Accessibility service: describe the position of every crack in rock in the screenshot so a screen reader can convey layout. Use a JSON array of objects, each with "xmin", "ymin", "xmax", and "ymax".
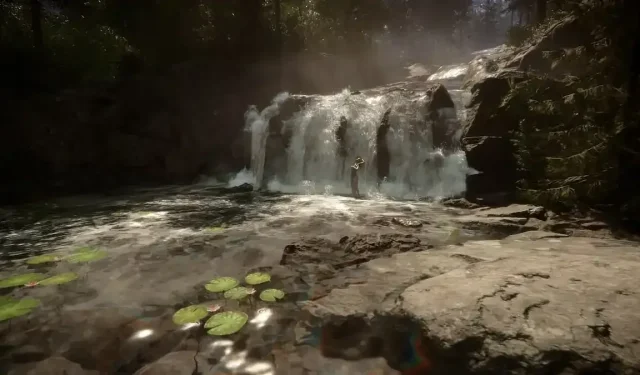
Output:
[{"xmin": 523, "ymin": 299, "xmax": 550, "ymax": 319}]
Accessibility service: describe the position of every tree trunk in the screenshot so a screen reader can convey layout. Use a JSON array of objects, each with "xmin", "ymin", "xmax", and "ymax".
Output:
[
  {"xmin": 30, "ymin": 0, "xmax": 44, "ymax": 51},
  {"xmin": 274, "ymin": 0, "xmax": 282, "ymax": 89},
  {"xmin": 536, "ymin": 0, "xmax": 547, "ymax": 24}
]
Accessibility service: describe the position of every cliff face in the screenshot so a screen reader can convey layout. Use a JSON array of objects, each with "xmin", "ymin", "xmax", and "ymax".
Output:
[{"xmin": 460, "ymin": 0, "xmax": 640, "ymax": 222}]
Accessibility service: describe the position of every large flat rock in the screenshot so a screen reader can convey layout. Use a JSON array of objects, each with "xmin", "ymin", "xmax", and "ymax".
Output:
[{"xmin": 302, "ymin": 234, "xmax": 640, "ymax": 374}]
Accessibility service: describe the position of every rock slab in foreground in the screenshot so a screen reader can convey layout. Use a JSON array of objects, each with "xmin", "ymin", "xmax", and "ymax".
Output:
[{"xmin": 303, "ymin": 234, "xmax": 640, "ymax": 374}]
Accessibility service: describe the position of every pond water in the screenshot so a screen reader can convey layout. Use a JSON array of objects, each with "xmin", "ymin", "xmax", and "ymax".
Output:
[{"xmin": 0, "ymin": 183, "xmax": 486, "ymax": 374}]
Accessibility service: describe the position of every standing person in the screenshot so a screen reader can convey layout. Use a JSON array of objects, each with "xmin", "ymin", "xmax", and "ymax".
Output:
[{"xmin": 350, "ymin": 157, "xmax": 365, "ymax": 198}]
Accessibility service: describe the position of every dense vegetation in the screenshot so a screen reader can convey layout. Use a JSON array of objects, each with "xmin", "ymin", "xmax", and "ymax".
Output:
[{"xmin": 1, "ymin": 0, "xmax": 532, "ymax": 97}]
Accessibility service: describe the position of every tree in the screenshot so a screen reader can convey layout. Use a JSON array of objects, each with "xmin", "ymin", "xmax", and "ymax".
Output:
[{"xmin": 29, "ymin": 0, "xmax": 43, "ymax": 50}]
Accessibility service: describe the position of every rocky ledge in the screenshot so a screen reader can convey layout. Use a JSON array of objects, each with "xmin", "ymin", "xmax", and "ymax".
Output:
[{"xmin": 296, "ymin": 229, "xmax": 640, "ymax": 374}]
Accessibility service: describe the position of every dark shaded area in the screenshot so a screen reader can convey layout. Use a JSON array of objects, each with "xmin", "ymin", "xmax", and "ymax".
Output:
[{"xmin": 375, "ymin": 109, "xmax": 392, "ymax": 186}]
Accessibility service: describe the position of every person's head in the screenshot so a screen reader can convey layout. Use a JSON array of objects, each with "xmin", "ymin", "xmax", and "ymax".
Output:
[{"xmin": 355, "ymin": 156, "xmax": 364, "ymax": 165}]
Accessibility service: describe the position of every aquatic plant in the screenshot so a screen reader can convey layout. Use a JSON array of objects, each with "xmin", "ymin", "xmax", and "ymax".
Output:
[
  {"xmin": 0, "ymin": 273, "xmax": 46, "ymax": 289},
  {"xmin": 26, "ymin": 254, "xmax": 60, "ymax": 265},
  {"xmin": 0, "ymin": 297, "xmax": 40, "ymax": 321},
  {"xmin": 259, "ymin": 289, "xmax": 285, "ymax": 302},
  {"xmin": 172, "ymin": 305, "xmax": 209, "ymax": 325},
  {"xmin": 38, "ymin": 272, "xmax": 79, "ymax": 286},
  {"xmin": 223, "ymin": 287, "xmax": 256, "ymax": 300},
  {"xmin": 205, "ymin": 311, "xmax": 248, "ymax": 336},
  {"xmin": 245, "ymin": 272, "xmax": 271, "ymax": 285},
  {"xmin": 205, "ymin": 277, "xmax": 239, "ymax": 292},
  {"xmin": 65, "ymin": 247, "xmax": 108, "ymax": 263}
]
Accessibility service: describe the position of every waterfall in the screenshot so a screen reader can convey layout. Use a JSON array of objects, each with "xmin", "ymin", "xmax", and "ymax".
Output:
[
  {"xmin": 240, "ymin": 64, "xmax": 477, "ymax": 199},
  {"xmin": 246, "ymin": 92, "xmax": 289, "ymax": 190}
]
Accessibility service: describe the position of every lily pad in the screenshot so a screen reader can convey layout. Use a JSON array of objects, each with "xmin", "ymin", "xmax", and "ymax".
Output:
[
  {"xmin": 245, "ymin": 272, "xmax": 271, "ymax": 285},
  {"xmin": 0, "ymin": 273, "xmax": 46, "ymax": 289},
  {"xmin": 0, "ymin": 297, "xmax": 40, "ymax": 321},
  {"xmin": 172, "ymin": 305, "xmax": 209, "ymax": 325},
  {"xmin": 66, "ymin": 248, "xmax": 108, "ymax": 263},
  {"xmin": 205, "ymin": 277, "xmax": 239, "ymax": 293},
  {"xmin": 39, "ymin": 272, "xmax": 79, "ymax": 286},
  {"xmin": 259, "ymin": 289, "xmax": 285, "ymax": 302},
  {"xmin": 204, "ymin": 311, "xmax": 248, "ymax": 336},
  {"xmin": 223, "ymin": 287, "xmax": 255, "ymax": 300},
  {"xmin": 26, "ymin": 254, "xmax": 60, "ymax": 265}
]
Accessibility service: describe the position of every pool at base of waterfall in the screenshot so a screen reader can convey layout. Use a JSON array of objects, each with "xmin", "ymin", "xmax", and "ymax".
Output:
[{"xmin": 0, "ymin": 183, "xmax": 491, "ymax": 374}]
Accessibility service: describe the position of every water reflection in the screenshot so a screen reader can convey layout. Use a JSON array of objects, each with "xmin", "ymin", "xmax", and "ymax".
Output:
[{"xmin": 250, "ymin": 307, "xmax": 273, "ymax": 329}]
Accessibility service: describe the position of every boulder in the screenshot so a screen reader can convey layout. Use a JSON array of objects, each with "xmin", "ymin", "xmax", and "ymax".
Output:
[
  {"xmin": 463, "ymin": 136, "xmax": 517, "ymax": 198},
  {"xmin": 8, "ymin": 357, "xmax": 98, "ymax": 375},
  {"xmin": 301, "ymin": 235, "xmax": 640, "ymax": 374},
  {"xmin": 425, "ymin": 83, "xmax": 459, "ymax": 150}
]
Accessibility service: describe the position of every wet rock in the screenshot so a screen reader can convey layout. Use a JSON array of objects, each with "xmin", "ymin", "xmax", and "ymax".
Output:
[
  {"xmin": 505, "ymin": 230, "xmax": 568, "ymax": 241},
  {"xmin": 464, "ymin": 136, "xmax": 517, "ymax": 199},
  {"xmin": 280, "ymin": 234, "xmax": 429, "ymax": 272},
  {"xmin": 8, "ymin": 356, "xmax": 98, "ymax": 375},
  {"xmin": 133, "ymin": 351, "xmax": 207, "ymax": 375},
  {"xmin": 220, "ymin": 183, "xmax": 253, "ymax": 194},
  {"xmin": 475, "ymin": 204, "xmax": 546, "ymax": 219},
  {"xmin": 391, "ymin": 217, "xmax": 422, "ymax": 228},
  {"xmin": 440, "ymin": 197, "xmax": 480, "ymax": 209},
  {"xmin": 425, "ymin": 83, "xmax": 459, "ymax": 150},
  {"xmin": 375, "ymin": 109, "xmax": 391, "ymax": 184},
  {"xmin": 299, "ymin": 346, "xmax": 400, "ymax": 375},
  {"xmin": 302, "ymin": 235, "xmax": 640, "ymax": 374}
]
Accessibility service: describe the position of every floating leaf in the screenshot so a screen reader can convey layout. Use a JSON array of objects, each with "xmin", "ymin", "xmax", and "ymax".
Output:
[
  {"xmin": 204, "ymin": 311, "xmax": 248, "ymax": 336},
  {"xmin": 66, "ymin": 248, "xmax": 108, "ymax": 263},
  {"xmin": 206, "ymin": 226, "xmax": 224, "ymax": 233},
  {"xmin": 205, "ymin": 277, "xmax": 239, "ymax": 293},
  {"xmin": 172, "ymin": 305, "xmax": 209, "ymax": 325},
  {"xmin": 223, "ymin": 287, "xmax": 255, "ymax": 300},
  {"xmin": 39, "ymin": 272, "xmax": 79, "ymax": 286},
  {"xmin": 259, "ymin": 289, "xmax": 285, "ymax": 302},
  {"xmin": 0, "ymin": 273, "xmax": 46, "ymax": 289},
  {"xmin": 26, "ymin": 254, "xmax": 60, "ymax": 265},
  {"xmin": 0, "ymin": 297, "xmax": 40, "ymax": 321},
  {"xmin": 245, "ymin": 272, "xmax": 271, "ymax": 285},
  {"xmin": 0, "ymin": 296, "xmax": 13, "ymax": 306}
]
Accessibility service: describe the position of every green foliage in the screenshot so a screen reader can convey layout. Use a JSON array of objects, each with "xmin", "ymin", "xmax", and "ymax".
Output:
[
  {"xmin": 0, "ymin": 297, "xmax": 40, "ymax": 322},
  {"xmin": 224, "ymin": 287, "xmax": 256, "ymax": 300},
  {"xmin": 259, "ymin": 288, "xmax": 285, "ymax": 302},
  {"xmin": 0, "ymin": 273, "xmax": 46, "ymax": 289},
  {"xmin": 245, "ymin": 272, "xmax": 271, "ymax": 285},
  {"xmin": 205, "ymin": 311, "xmax": 248, "ymax": 336},
  {"xmin": 205, "ymin": 277, "xmax": 239, "ymax": 293},
  {"xmin": 172, "ymin": 305, "xmax": 209, "ymax": 325},
  {"xmin": 39, "ymin": 272, "xmax": 79, "ymax": 286}
]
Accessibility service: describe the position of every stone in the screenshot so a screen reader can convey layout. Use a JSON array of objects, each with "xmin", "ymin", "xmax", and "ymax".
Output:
[
  {"xmin": 463, "ymin": 136, "xmax": 517, "ymax": 198},
  {"xmin": 280, "ymin": 234, "xmax": 429, "ymax": 271},
  {"xmin": 8, "ymin": 357, "xmax": 99, "ymax": 375},
  {"xmin": 474, "ymin": 204, "xmax": 546, "ymax": 219},
  {"xmin": 133, "ymin": 351, "xmax": 207, "ymax": 375},
  {"xmin": 301, "ymin": 235, "xmax": 640, "ymax": 374},
  {"xmin": 425, "ymin": 83, "xmax": 459, "ymax": 150}
]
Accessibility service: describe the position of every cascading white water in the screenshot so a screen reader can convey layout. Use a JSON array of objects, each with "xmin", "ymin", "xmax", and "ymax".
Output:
[
  {"xmin": 245, "ymin": 92, "xmax": 289, "ymax": 190},
  {"xmin": 241, "ymin": 64, "xmax": 477, "ymax": 199},
  {"xmin": 273, "ymin": 87, "xmax": 472, "ymax": 199}
]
